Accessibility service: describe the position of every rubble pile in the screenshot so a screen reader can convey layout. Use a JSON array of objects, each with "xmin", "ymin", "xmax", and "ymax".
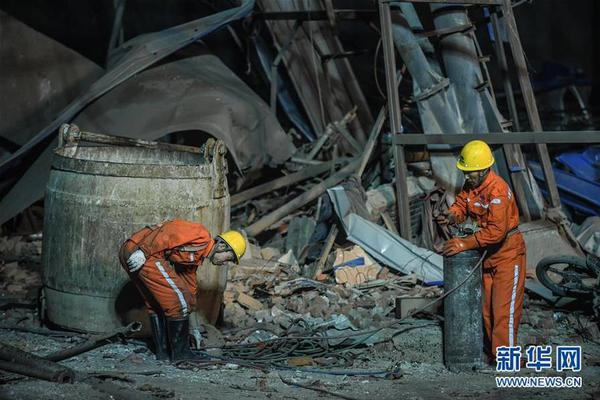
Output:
[
  {"xmin": 0, "ymin": 262, "xmax": 41, "ymax": 298},
  {"xmin": 223, "ymin": 244, "xmax": 442, "ymax": 334},
  {"xmin": 0, "ymin": 234, "xmax": 42, "ymax": 264},
  {"xmin": 0, "ymin": 234, "xmax": 42, "ymax": 300}
]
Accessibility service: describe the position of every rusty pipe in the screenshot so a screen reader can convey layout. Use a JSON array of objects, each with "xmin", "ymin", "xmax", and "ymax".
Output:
[
  {"xmin": 0, "ymin": 342, "xmax": 75, "ymax": 383},
  {"xmin": 45, "ymin": 321, "xmax": 142, "ymax": 362}
]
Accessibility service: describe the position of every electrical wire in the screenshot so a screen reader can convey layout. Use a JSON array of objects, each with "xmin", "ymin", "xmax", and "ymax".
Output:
[
  {"xmin": 373, "ymin": 38, "xmax": 386, "ymax": 99},
  {"xmin": 195, "ymin": 251, "xmax": 487, "ymax": 370}
]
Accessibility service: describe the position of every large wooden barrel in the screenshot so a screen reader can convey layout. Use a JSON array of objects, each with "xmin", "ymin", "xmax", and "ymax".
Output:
[{"xmin": 42, "ymin": 140, "xmax": 229, "ymax": 333}]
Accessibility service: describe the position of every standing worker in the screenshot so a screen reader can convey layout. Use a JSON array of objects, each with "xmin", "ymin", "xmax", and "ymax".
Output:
[
  {"xmin": 118, "ymin": 220, "xmax": 246, "ymax": 362},
  {"xmin": 436, "ymin": 140, "xmax": 526, "ymax": 363}
]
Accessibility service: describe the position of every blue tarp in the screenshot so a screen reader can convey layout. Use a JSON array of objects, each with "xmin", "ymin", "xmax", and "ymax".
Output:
[{"xmin": 529, "ymin": 154, "xmax": 600, "ymax": 216}]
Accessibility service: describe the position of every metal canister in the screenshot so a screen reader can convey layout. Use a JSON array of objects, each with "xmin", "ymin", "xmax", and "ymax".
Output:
[{"xmin": 443, "ymin": 249, "xmax": 483, "ymax": 371}]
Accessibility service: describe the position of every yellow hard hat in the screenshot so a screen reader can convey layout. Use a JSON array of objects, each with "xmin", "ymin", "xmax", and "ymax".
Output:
[
  {"xmin": 456, "ymin": 140, "xmax": 495, "ymax": 171},
  {"xmin": 217, "ymin": 230, "xmax": 246, "ymax": 264}
]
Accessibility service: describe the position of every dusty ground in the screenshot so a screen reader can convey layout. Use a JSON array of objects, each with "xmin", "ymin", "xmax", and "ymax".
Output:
[
  {"xmin": 1, "ymin": 239, "xmax": 600, "ymax": 400},
  {"xmin": 1, "ymin": 304, "xmax": 600, "ymax": 400}
]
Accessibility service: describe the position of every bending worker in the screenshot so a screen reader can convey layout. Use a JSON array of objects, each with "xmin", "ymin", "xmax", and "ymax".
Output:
[
  {"xmin": 119, "ymin": 220, "xmax": 246, "ymax": 362},
  {"xmin": 436, "ymin": 140, "xmax": 526, "ymax": 362}
]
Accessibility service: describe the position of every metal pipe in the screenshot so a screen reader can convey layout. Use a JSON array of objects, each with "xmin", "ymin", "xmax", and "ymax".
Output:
[
  {"xmin": 290, "ymin": 157, "xmax": 326, "ymax": 165},
  {"xmin": 392, "ymin": 130, "xmax": 600, "ymax": 145},
  {"xmin": 388, "ymin": 4, "xmax": 464, "ymax": 192},
  {"xmin": 399, "ymin": 3, "xmax": 438, "ymax": 65},
  {"xmin": 0, "ymin": 342, "xmax": 75, "ymax": 383},
  {"xmin": 245, "ymin": 158, "xmax": 360, "ymax": 236},
  {"xmin": 44, "ymin": 321, "xmax": 142, "ymax": 362},
  {"xmin": 444, "ymin": 250, "xmax": 483, "ymax": 371},
  {"xmin": 270, "ymin": 21, "xmax": 301, "ymax": 112},
  {"xmin": 430, "ymin": 4, "xmax": 488, "ymax": 134},
  {"xmin": 60, "ymin": 124, "xmax": 202, "ymax": 154},
  {"xmin": 313, "ymin": 225, "xmax": 338, "ymax": 279},
  {"xmin": 0, "ymin": 360, "xmax": 73, "ymax": 384},
  {"xmin": 306, "ymin": 127, "xmax": 334, "ymax": 160},
  {"xmin": 355, "ymin": 105, "xmax": 386, "ymax": 180},
  {"xmin": 231, "ymin": 158, "xmax": 347, "ymax": 206}
]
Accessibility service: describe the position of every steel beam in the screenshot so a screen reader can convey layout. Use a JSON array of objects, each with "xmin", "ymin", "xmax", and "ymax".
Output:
[
  {"xmin": 270, "ymin": 21, "xmax": 301, "ymax": 112},
  {"xmin": 380, "ymin": 0, "xmax": 412, "ymax": 240},
  {"xmin": 255, "ymin": 10, "xmax": 376, "ymax": 21},
  {"xmin": 500, "ymin": 0, "xmax": 562, "ymax": 209},
  {"xmin": 489, "ymin": 10, "xmax": 533, "ymax": 221},
  {"xmin": 393, "ymin": 131, "xmax": 600, "ymax": 145},
  {"xmin": 397, "ymin": 0, "xmax": 502, "ymax": 4}
]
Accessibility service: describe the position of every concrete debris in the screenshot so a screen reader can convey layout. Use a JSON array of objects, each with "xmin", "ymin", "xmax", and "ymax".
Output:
[
  {"xmin": 1, "ymin": 0, "xmax": 600, "ymax": 398},
  {"xmin": 0, "ymin": 262, "xmax": 41, "ymax": 296},
  {"xmin": 277, "ymin": 250, "xmax": 299, "ymax": 269},
  {"xmin": 284, "ymin": 216, "xmax": 316, "ymax": 260},
  {"xmin": 395, "ymin": 297, "xmax": 441, "ymax": 319},
  {"xmin": 220, "ymin": 243, "xmax": 445, "ymax": 336},
  {"xmin": 575, "ymin": 216, "xmax": 600, "ymax": 257},
  {"xmin": 260, "ymin": 247, "xmax": 282, "ymax": 260},
  {"xmin": 273, "ymin": 278, "xmax": 326, "ymax": 297},
  {"xmin": 0, "ymin": 235, "xmax": 42, "ymax": 264},
  {"xmin": 234, "ymin": 292, "xmax": 264, "ymax": 312}
]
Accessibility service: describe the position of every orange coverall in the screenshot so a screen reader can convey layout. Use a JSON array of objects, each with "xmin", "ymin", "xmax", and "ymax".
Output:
[
  {"xmin": 118, "ymin": 220, "xmax": 215, "ymax": 319},
  {"xmin": 449, "ymin": 171, "xmax": 526, "ymax": 357}
]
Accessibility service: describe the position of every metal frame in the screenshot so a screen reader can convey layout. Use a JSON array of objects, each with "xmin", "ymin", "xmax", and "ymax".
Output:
[
  {"xmin": 393, "ymin": 131, "xmax": 600, "ymax": 145},
  {"xmin": 377, "ymin": 0, "xmax": 572, "ymax": 237},
  {"xmin": 254, "ymin": 10, "xmax": 377, "ymax": 21},
  {"xmin": 498, "ymin": 0, "xmax": 561, "ymax": 209},
  {"xmin": 257, "ymin": 0, "xmax": 571, "ymax": 240},
  {"xmin": 379, "ymin": 1, "xmax": 412, "ymax": 240},
  {"xmin": 397, "ymin": 0, "xmax": 502, "ymax": 4}
]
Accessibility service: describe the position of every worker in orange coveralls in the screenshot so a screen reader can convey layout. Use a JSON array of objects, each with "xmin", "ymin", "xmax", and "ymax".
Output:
[
  {"xmin": 436, "ymin": 140, "xmax": 526, "ymax": 363},
  {"xmin": 118, "ymin": 220, "xmax": 246, "ymax": 362}
]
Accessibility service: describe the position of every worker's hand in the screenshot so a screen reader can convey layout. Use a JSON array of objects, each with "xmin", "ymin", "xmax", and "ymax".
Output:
[
  {"xmin": 435, "ymin": 211, "xmax": 456, "ymax": 226},
  {"xmin": 126, "ymin": 249, "xmax": 146, "ymax": 272},
  {"xmin": 442, "ymin": 236, "xmax": 478, "ymax": 256}
]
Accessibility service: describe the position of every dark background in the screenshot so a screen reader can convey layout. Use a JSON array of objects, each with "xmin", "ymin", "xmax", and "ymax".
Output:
[{"xmin": 2, "ymin": 0, "xmax": 599, "ymax": 115}]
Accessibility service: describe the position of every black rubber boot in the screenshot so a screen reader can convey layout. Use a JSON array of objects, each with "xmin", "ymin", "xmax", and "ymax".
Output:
[
  {"xmin": 149, "ymin": 314, "xmax": 169, "ymax": 361},
  {"xmin": 166, "ymin": 317, "xmax": 206, "ymax": 362}
]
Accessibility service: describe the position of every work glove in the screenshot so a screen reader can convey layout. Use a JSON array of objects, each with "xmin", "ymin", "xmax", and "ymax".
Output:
[
  {"xmin": 126, "ymin": 249, "xmax": 146, "ymax": 272},
  {"xmin": 435, "ymin": 210, "xmax": 457, "ymax": 226},
  {"xmin": 442, "ymin": 236, "xmax": 478, "ymax": 256}
]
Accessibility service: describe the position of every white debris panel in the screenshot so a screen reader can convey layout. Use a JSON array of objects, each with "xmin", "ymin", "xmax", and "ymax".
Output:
[{"xmin": 327, "ymin": 186, "xmax": 443, "ymax": 283}]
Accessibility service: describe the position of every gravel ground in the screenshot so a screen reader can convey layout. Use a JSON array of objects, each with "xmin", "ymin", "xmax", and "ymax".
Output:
[{"xmin": 1, "ymin": 307, "xmax": 599, "ymax": 400}]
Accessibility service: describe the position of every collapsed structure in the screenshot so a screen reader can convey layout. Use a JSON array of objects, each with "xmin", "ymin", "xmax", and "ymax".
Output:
[{"xmin": 1, "ymin": 0, "xmax": 600, "ymax": 398}]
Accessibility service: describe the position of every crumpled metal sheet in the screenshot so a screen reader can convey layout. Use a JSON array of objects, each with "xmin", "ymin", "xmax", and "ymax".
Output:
[
  {"xmin": 0, "ymin": 0, "xmax": 255, "ymax": 225},
  {"xmin": 345, "ymin": 214, "xmax": 443, "ymax": 283},
  {"xmin": 74, "ymin": 55, "xmax": 295, "ymax": 171},
  {"xmin": 258, "ymin": 0, "xmax": 372, "ymax": 143},
  {"xmin": 0, "ymin": 11, "xmax": 103, "ymax": 149},
  {"xmin": 327, "ymin": 185, "xmax": 443, "ymax": 282}
]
